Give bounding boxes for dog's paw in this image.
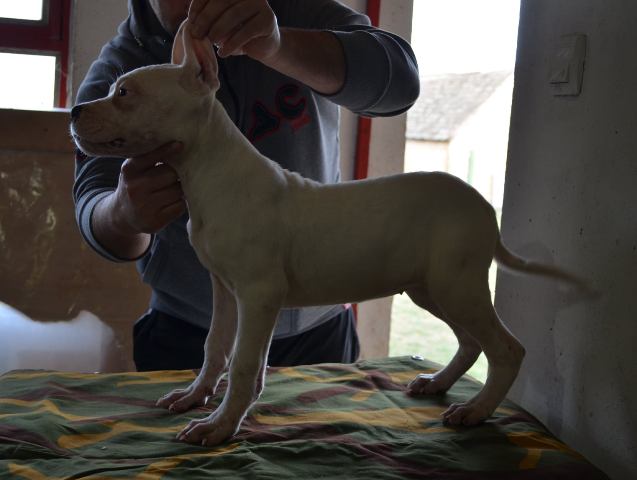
[176,410,241,446]
[441,401,491,426]
[156,382,213,413]
[407,373,451,395]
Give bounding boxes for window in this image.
[0,0,71,109]
[0,1,45,21]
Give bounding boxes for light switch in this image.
[550,34,587,96]
[550,63,569,84]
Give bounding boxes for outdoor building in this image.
[404,71,514,211]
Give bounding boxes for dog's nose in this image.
[71,105,83,122]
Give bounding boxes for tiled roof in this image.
[406,71,512,141]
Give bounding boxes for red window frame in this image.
[0,0,72,108]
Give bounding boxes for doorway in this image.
[389,0,521,382]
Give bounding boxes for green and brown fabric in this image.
[0,357,608,479]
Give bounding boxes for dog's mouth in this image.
[72,132,128,153]
[71,132,159,159]
[72,133,126,147]
[72,136,127,157]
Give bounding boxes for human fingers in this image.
[143,163,182,193]
[150,183,186,208]
[119,163,179,212]
[114,165,180,233]
[135,202,186,233]
[122,188,185,234]
[121,141,183,176]
[188,0,230,39]
[157,197,188,225]
[204,1,258,48]
[218,7,278,58]
[188,0,214,25]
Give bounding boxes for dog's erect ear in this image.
[171,20,219,93]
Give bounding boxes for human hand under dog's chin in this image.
[187,0,281,61]
[111,142,187,235]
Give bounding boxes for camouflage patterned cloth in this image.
[0,356,608,479]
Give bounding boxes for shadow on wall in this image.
[497,241,601,434]
[0,302,127,374]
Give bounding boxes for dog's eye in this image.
[118,87,128,97]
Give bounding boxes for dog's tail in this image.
[494,237,598,297]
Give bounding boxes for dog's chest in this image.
[185,210,244,275]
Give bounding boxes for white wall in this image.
[70,0,128,103]
[496,1,637,478]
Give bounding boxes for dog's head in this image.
[70,21,218,158]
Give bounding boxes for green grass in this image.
[389,294,487,382]
[388,263,499,384]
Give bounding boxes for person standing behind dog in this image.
[73,0,419,371]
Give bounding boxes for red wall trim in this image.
[354,0,381,181]
[354,116,372,180]
[57,0,72,107]
[366,0,382,29]
[353,0,382,321]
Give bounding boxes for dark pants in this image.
[133,308,360,372]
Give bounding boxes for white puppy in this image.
[71,22,589,446]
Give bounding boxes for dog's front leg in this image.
[177,280,282,446]
[156,274,237,412]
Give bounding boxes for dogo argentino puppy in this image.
[70,22,590,446]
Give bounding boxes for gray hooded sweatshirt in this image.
[73,0,419,337]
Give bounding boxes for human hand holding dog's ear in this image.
[187,0,281,61]
[186,0,344,95]
[91,142,186,260]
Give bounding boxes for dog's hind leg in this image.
[433,269,525,426]
[405,287,482,396]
